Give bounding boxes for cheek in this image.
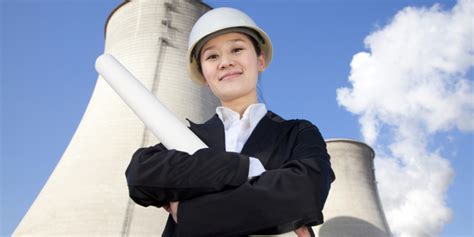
[200,65,213,81]
[246,59,260,76]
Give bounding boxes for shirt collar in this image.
[216,103,267,129]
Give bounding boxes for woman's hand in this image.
[294,226,311,237]
[163,201,179,223]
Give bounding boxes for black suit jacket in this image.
[126,111,335,237]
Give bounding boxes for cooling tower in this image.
[13,1,218,236]
[314,139,391,237]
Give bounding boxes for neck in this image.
[221,96,259,118]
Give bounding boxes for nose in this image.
[219,54,234,70]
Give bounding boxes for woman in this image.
[126,7,334,237]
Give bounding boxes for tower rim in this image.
[103,0,213,38]
[325,138,375,159]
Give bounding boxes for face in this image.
[199,32,265,104]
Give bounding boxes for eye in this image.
[205,54,218,61]
[232,47,244,53]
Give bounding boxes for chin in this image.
[219,93,241,102]
[213,85,256,102]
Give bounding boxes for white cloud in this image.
[336,0,473,236]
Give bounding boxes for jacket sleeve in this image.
[176,123,334,237]
[125,144,250,208]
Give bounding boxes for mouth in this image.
[219,71,242,81]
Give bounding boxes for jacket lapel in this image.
[187,115,226,152]
[241,111,284,166]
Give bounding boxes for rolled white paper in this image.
[95,54,208,154]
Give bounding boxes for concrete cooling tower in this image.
[14,1,391,236]
[14,0,218,236]
[314,139,391,237]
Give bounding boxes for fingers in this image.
[170,202,179,223]
[294,226,311,237]
[163,202,178,222]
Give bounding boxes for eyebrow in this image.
[201,38,246,55]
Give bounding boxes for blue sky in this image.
[1,0,472,236]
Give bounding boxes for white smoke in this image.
[336,0,473,236]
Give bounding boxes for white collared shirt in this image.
[216,103,267,178]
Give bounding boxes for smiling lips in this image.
[219,71,242,81]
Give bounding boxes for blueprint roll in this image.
[95,54,207,154]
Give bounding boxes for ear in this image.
[257,53,266,72]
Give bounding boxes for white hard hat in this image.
[186,7,273,85]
